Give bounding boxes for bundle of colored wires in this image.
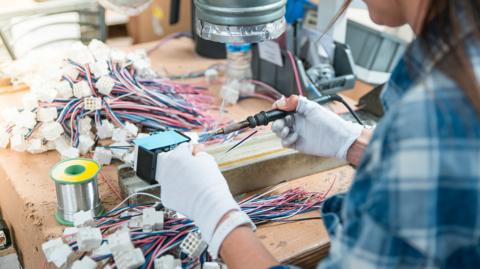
[40,58,217,147]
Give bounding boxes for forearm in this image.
[220,226,279,269]
[346,128,372,166]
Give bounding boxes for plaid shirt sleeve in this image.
[317,49,480,269]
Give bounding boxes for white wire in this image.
[109,192,162,213]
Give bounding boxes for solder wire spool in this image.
[50,158,104,226]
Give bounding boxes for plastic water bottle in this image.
[225,43,252,82]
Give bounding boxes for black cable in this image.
[331,94,364,126]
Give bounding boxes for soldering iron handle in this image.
[247,109,291,128]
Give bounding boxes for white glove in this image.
[155,143,240,243]
[271,96,363,160]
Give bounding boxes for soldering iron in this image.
[212,94,353,136]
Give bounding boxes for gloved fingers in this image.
[192,144,205,155]
[271,119,286,133]
[273,95,299,112]
[280,126,291,139]
[172,142,194,156]
[285,115,295,127]
[296,96,322,115]
[282,131,298,147]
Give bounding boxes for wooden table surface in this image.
[0,38,368,269]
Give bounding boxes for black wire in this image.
[330,95,364,126]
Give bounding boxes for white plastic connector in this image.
[78,134,95,154]
[10,134,27,152]
[88,39,111,61]
[97,120,115,139]
[110,142,130,160]
[107,229,133,253]
[62,63,80,79]
[79,117,92,134]
[112,128,128,142]
[127,216,142,229]
[55,81,73,99]
[142,208,164,232]
[63,227,79,239]
[239,82,255,97]
[40,122,64,141]
[93,147,112,166]
[42,238,72,268]
[17,110,37,129]
[122,152,134,165]
[204,68,219,84]
[22,93,39,111]
[203,262,223,269]
[92,242,111,257]
[96,76,115,96]
[90,60,110,78]
[73,210,95,227]
[1,107,20,123]
[76,227,103,251]
[37,107,58,122]
[59,146,80,159]
[220,80,241,105]
[84,97,102,111]
[112,248,145,269]
[71,256,97,269]
[37,87,58,103]
[111,50,127,65]
[124,122,138,136]
[154,254,181,269]
[27,138,46,154]
[73,81,92,98]
[179,232,207,258]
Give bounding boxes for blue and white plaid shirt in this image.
[276,7,480,269]
[321,16,480,269]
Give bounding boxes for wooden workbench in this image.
[0,38,363,269]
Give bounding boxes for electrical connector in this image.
[124,122,138,136]
[37,107,58,122]
[179,232,207,258]
[112,248,145,269]
[22,93,39,111]
[204,68,219,84]
[239,82,255,97]
[142,208,164,232]
[111,50,127,65]
[73,81,92,98]
[1,107,20,123]
[220,80,241,105]
[127,216,142,229]
[202,262,226,269]
[63,227,78,239]
[17,110,37,129]
[112,128,129,142]
[92,242,111,257]
[107,229,133,253]
[59,146,80,159]
[40,122,64,141]
[27,138,46,154]
[96,76,115,96]
[76,227,102,251]
[10,134,27,152]
[78,134,94,154]
[154,254,181,269]
[97,120,115,139]
[73,210,95,227]
[84,97,102,111]
[71,256,97,269]
[110,142,130,160]
[90,60,109,78]
[55,81,73,99]
[122,152,134,166]
[79,117,92,134]
[93,147,112,166]
[62,63,80,79]
[42,238,72,268]
[37,87,58,103]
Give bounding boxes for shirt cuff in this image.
[321,193,346,238]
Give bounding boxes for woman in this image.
[156,0,480,268]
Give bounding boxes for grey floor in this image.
[0,254,21,269]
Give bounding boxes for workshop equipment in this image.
[133,130,191,184]
[194,0,287,43]
[50,158,104,226]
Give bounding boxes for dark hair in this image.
[421,0,480,114]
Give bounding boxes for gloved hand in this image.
[271,95,363,160]
[155,143,240,243]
